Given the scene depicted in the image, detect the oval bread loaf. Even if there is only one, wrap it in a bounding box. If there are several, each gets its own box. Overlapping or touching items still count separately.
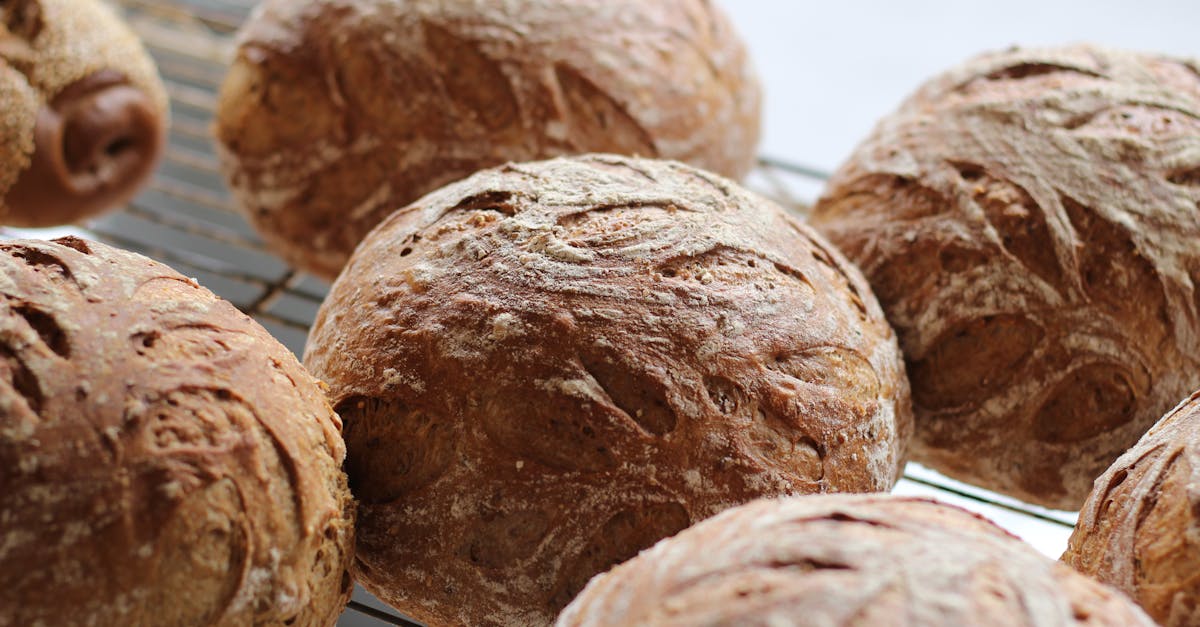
[304,154,912,626]
[809,44,1200,509]
[1,0,167,225]
[1064,391,1200,626]
[559,494,1158,627]
[0,238,354,627]
[215,0,762,278]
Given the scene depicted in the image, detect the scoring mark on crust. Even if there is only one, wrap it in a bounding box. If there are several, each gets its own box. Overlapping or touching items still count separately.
[580,352,676,436]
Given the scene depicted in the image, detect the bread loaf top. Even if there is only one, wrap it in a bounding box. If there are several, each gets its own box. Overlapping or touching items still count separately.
[1064,390,1200,626]
[559,494,1158,627]
[0,238,353,627]
[810,44,1200,508]
[305,154,911,626]
[216,0,761,277]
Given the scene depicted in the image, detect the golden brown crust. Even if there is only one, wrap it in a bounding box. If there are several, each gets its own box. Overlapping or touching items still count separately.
[558,494,1158,627]
[809,44,1200,509]
[215,0,762,279]
[304,154,912,626]
[1063,391,1200,626]
[0,238,354,627]
[0,0,168,225]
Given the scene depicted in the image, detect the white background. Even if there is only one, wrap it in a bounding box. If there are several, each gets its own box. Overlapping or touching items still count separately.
[722,0,1200,172]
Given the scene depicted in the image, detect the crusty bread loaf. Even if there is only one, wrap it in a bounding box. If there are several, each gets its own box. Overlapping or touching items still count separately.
[1063,391,1200,626]
[304,155,912,626]
[0,238,354,627]
[215,0,762,279]
[0,0,167,225]
[808,44,1200,509]
[558,494,1157,627]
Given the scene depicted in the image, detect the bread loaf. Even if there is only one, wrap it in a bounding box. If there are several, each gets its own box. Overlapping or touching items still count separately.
[0,0,167,226]
[808,44,1200,509]
[559,494,1157,627]
[215,0,762,279]
[1063,391,1200,626]
[0,238,354,626]
[304,155,912,626]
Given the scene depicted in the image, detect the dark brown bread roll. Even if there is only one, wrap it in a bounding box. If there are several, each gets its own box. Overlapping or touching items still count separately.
[215,0,762,279]
[0,0,167,226]
[1063,391,1200,626]
[304,154,913,626]
[558,494,1157,627]
[808,44,1200,509]
[0,238,353,626]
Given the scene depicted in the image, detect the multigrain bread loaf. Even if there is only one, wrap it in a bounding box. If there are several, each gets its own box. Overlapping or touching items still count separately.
[558,494,1158,627]
[808,44,1200,509]
[304,155,913,626]
[0,0,167,226]
[1063,391,1200,626]
[0,238,354,627]
[215,0,762,279]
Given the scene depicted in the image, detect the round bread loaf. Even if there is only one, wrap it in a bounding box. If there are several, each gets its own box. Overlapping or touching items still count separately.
[0,238,354,626]
[215,0,762,279]
[0,0,167,226]
[304,155,912,626]
[558,494,1157,627]
[1063,391,1200,626]
[808,44,1200,509]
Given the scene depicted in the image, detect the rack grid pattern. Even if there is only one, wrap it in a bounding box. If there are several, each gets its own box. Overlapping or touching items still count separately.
[5,2,1078,624]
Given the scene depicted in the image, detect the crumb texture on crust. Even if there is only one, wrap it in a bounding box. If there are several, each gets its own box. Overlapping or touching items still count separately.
[1064,390,1200,626]
[0,0,168,220]
[215,0,762,278]
[558,494,1158,627]
[304,154,912,626]
[809,44,1200,509]
[0,238,354,627]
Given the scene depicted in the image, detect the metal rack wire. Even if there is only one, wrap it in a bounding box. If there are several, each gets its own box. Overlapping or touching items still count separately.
[4,1,1077,624]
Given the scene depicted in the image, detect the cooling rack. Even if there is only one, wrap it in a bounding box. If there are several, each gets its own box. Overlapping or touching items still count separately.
[4,1,1078,625]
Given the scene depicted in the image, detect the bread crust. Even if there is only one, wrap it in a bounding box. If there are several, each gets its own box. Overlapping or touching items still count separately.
[215,0,762,278]
[0,0,168,223]
[1064,390,1200,626]
[305,154,912,626]
[809,44,1200,509]
[558,494,1158,627]
[0,238,354,627]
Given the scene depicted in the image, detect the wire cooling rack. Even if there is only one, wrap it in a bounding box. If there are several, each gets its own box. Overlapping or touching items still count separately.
[4,1,1078,625]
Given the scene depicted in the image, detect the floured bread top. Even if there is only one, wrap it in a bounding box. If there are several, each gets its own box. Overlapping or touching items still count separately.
[215,0,762,278]
[0,238,353,627]
[1065,390,1200,626]
[305,154,911,626]
[811,44,1200,509]
[559,494,1158,627]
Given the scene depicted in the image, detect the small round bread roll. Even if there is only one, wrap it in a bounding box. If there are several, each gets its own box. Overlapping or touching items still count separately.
[559,494,1157,627]
[808,44,1200,509]
[1,0,167,226]
[0,238,354,626]
[1063,391,1200,626]
[304,154,912,626]
[215,0,762,279]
